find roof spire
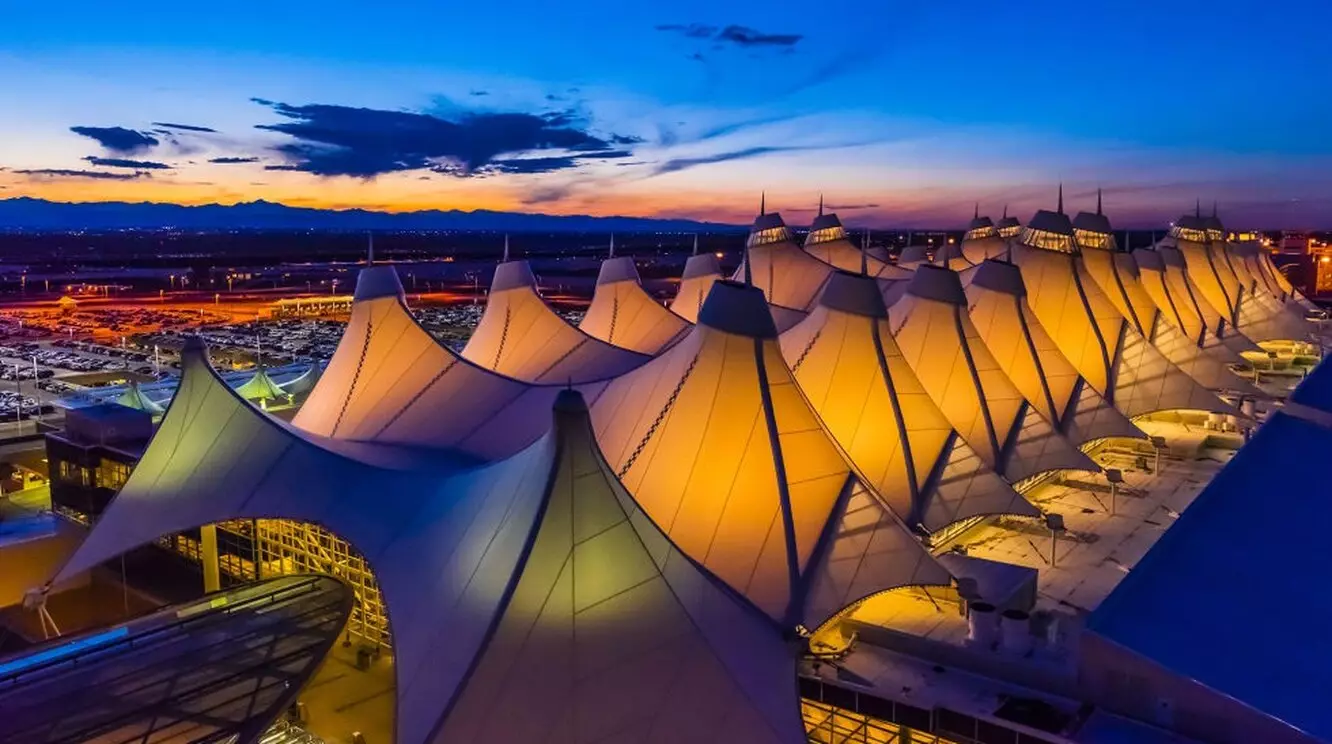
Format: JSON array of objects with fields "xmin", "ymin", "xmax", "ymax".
[
  {"xmin": 1212, "ymin": 200, "xmax": 1218, "ymax": 219},
  {"xmin": 974, "ymin": 202, "xmax": 979, "ymax": 219},
  {"xmin": 1195, "ymin": 198, "xmax": 1201, "ymax": 218},
  {"xmin": 1002, "ymin": 204, "xmax": 1008, "ymax": 219},
  {"xmin": 609, "ymin": 233, "xmax": 615, "ymax": 259},
  {"xmin": 367, "ymin": 231, "xmax": 374, "ymax": 265},
  {"xmin": 1097, "ymin": 187, "xmax": 1103, "ymax": 216},
  {"xmin": 502, "ymin": 234, "xmax": 510, "ymax": 263},
  {"xmin": 1057, "ymin": 183, "xmax": 1064, "ymax": 215},
  {"xmin": 860, "ymin": 228, "xmax": 869, "ymax": 276},
  {"xmin": 759, "ymin": 191, "xmax": 766, "ymax": 216},
  {"xmin": 692, "ymin": 233, "xmax": 699, "ymax": 255},
  {"xmin": 817, "ymin": 193, "xmax": 824, "ymax": 217}
]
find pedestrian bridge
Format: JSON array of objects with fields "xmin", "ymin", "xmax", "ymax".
[{"xmin": 0, "ymin": 575, "xmax": 350, "ymax": 744}]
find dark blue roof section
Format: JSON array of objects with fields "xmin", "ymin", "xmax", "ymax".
[
  {"xmin": 1289, "ymin": 359, "xmax": 1332, "ymax": 413},
  {"xmin": 1090, "ymin": 412, "xmax": 1332, "ymax": 742}
]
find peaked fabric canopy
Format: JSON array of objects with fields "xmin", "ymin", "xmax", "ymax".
[
  {"xmin": 293, "ymin": 266, "xmax": 600, "ymax": 460},
  {"xmin": 462, "ymin": 260, "xmax": 649, "ymax": 383},
  {"xmin": 965, "ymin": 260, "xmax": 1143, "ymax": 444},
  {"xmin": 115, "ymin": 381, "xmax": 165, "ymax": 415},
  {"xmin": 1010, "ymin": 216, "xmax": 1235, "ymax": 417},
  {"xmin": 235, "ymin": 367, "xmax": 287, "ymax": 402},
  {"xmin": 733, "ymin": 212, "xmax": 833, "ymax": 330},
  {"xmin": 1131, "ymin": 248, "xmax": 1253, "ymax": 368},
  {"xmin": 781, "ymin": 271, "xmax": 1036, "ymax": 532},
  {"xmin": 896, "ymin": 245, "xmax": 929, "ymax": 269},
  {"xmin": 670, "ymin": 253, "xmax": 723, "ymax": 323},
  {"xmin": 1145, "ymin": 246, "xmax": 1261, "ymax": 359},
  {"xmin": 934, "ymin": 243, "xmax": 976, "ymax": 272},
  {"xmin": 1079, "ymin": 240, "xmax": 1258, "ymax": 395},
  {"xmin": 579, "ymin": 256, "xmax": 691, "ymax": 354},
  {"xmin": 279, "ymin": 362, "xmax": 323, "ymax": 397},
  {"xmin": 50, "ymin": 335, "xmax": 561, "ymax": 744},
  {"xmin": 802, "ymin": 213, "xmax": 909, "ymax": 280},
  {"xmin": 888, "ymin": 265, "xmax": 1097, "ymax": 484},
  {"xmin": 592, "ymin": 280, "xmax": 949, "ymax": 628},
  {"xmin": 436, "ymin": 390, "xmax": 806, "ymax": 743},
  {"xmin": 1167, "ymin": 227, "xmax": 1314, "ymax": 344}
]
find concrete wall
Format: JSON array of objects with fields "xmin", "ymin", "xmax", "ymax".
[{"xmin": 1079, "ymin": 632, "xmax": 1319, "ymax": 744}]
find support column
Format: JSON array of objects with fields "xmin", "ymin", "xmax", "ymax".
[{"xmin": 200, "ymin": 524, "xmax": 221, "ymax": 593}]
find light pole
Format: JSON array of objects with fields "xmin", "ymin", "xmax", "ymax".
[{"xmin": 31, "ymin": 355, "xmax": 40, "ymax": 425}]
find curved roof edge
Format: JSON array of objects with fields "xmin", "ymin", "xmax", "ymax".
[{"xmin": 698, "ymin": 280, "xmax": 779, "ymax": 338}]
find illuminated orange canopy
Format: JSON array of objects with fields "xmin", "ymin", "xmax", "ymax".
[
  {"xmin": 580, "ymin": 256, "xmax": 690, "ymax": 354},
  {"xmin": 593, "ymin": 279, "xmax": 949, "ymax": 627},
  {"xmin": 782, "ymin": 270, "xmax": 1036, "ymax": 532},
  {"xmin": 462, "ymin": 260, "xmax": 649, "ymax": 383}
]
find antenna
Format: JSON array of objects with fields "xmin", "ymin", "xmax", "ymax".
[
  {"xmin": 1212, "ymin": 200, "xmax": 1218, "ymax": 219},
  {"xmin": 818, "ymin": 193, "xmax": 824, "ymax": 217},
  {"xmin": 760, "ymin": 191, "xmax": 766, "ymax": 216},
  {"xmin": 1195, "ymin": 198, "xmax": 1201, "ymax": 218},
  {"xmin": 1097, "ymin": 188, "xmax": 1103, "ymax": 216},
  {"xmin": 609, "ymin": 233, "xmax": 615, "ymax": 258},
  {"xmin": 1057, "ymin": 183, "xmax": 1064, "ymax": 215},
  {"xmin": 974, "ymin": 202, "xmax": 979, "ymax": 220},
  {"xmin": 502, "ymin": 234, "xmax": 510, "ymax": 263},
  {"xmin": 1002, "ymin": 204, "xmax": 1008, "ymax": 219},
  {"xmin": 692, "ymin": 233, "xmax": 699, "ymax": 255}
]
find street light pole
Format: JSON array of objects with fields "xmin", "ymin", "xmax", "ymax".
[{"xmin": 31, "ymin": 356, "xmax": 40, "ymax": 425}]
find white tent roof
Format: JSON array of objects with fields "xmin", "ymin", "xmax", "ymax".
[
  {"xmin": 670, "ymin": 253, "xmax": 723, "ymax": 323},
  {"xmin": 293, "ymin": 266, "xmax": 598, "ymax": 461},
  {"xmin": 435, "ymin": 389, "xmax": 805, "ymax": 743},
  {"xmin": 1080, "ymin": 243, "xmax": 1259, "ymax": 395},
  {"xmin": 1131, "ymin": 248, "xmax": 1254, "ymax": 367},
  {"xmin": 278, "ymin": 361, "xmax": 323, "ymax": 397},
  {"xmin": 1010, "ymin": 231, "xmax": 1235, "ymax": 417},
  {"xmin": 802, "ymin": 213, "xmax": 910, "ymax": 280},
  {"xmin": 965, "ymin": 260, "xmax": 1143, "ymax": 444},
  {"xmin": 1169, "ymin": 231, "xmax": 1314, "ymax": 343},
  {"xmin": 896, "ymin": 245, "xmax": 929, "ymax": 269},
  {"xmin": 1260, "ymin": 249, "xmax": 1322, "ymax": 314},
  {"xmin": 592, "ymin": 279, "xmax": 949, "ymax": 628},
  {"xmin": 462, "ymin": 260, "xmax": 649, "ymax": 383},
  {"xmin": 579, "ymin": 256, "xmax": 691, "ymax": 354},
  {"xmin": 781, "ymin": 271, "xmax": 1037, "ymax": 532},
  {"xmin": 934, "ymin": 242, "xmax": 976, "ymax": 272},
  {"xmin": 235, "ymin": 366, "xmax": 287, "ymax": 402},
  {"xmin": 733, "ymin": 212, "xmax": 832, "ymax": 330},
  {"xmin": 888, "ymin": 265, "xmax": 1097, "ymax": 484},
  {"xmin": 53, "ymin": 338, "xmax": 808, "ymax": 744},
  {"xmin": 1150, "ymin": 245, "xmax": 1261, "ymax": 358},
  {"xmin": 50, "ymin": 335, "xmax": 561, "ymax": 744},
  {"xmin": 115, "ymin": 381, "xmax": 164, "ymax": 415}
]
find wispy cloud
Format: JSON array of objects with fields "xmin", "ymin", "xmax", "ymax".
[
  {"xmin": 16, "ymin": 168, "xmax": 151, "ymax": 180},
  {"xmin": 657, "ymin": 23, "xmax": 802, "ymax": 48},
  {"xmin": 83, "ymin": 156, "xmax": 171, "ymax": 170},
  {"xmin": 209, "ymin": 156, "xmax": 261, "ymax": 164},
  {"xmin": 151, "ymin": 122, "xmax": 217, "ymax": 133}
]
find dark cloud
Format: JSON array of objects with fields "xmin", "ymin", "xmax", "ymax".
[
  {"xmin": 15, "ymin": 168, "xmax": 150, "ymax": 180},
  {"xmin": 656, "ymin": 23, "xmax": 800, "ymax": 48},
  {"xmin": 251, "ymin": 99, "xmax": 637, "ymax": 177},
  {"xmin": 209, "ymin": 156, "xmax": 261, "ymax": 164},
  {"xmin": 151, "ymin": 122, "xmax": 218, "ymax": 133},
  {"xmin": 717, "ymin": 25, "xmax": 801, "ymax": 47},
  {"xmin": 469, "ymin": 89, "xmax": 489, "ymax": 97},
  {"xmin": 69, "ymin": 126, "xmax": 160, "ymax": 154},
  {"xmin": 83, "ymin": 156, "xmax": 172, "ymax": 170}
]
